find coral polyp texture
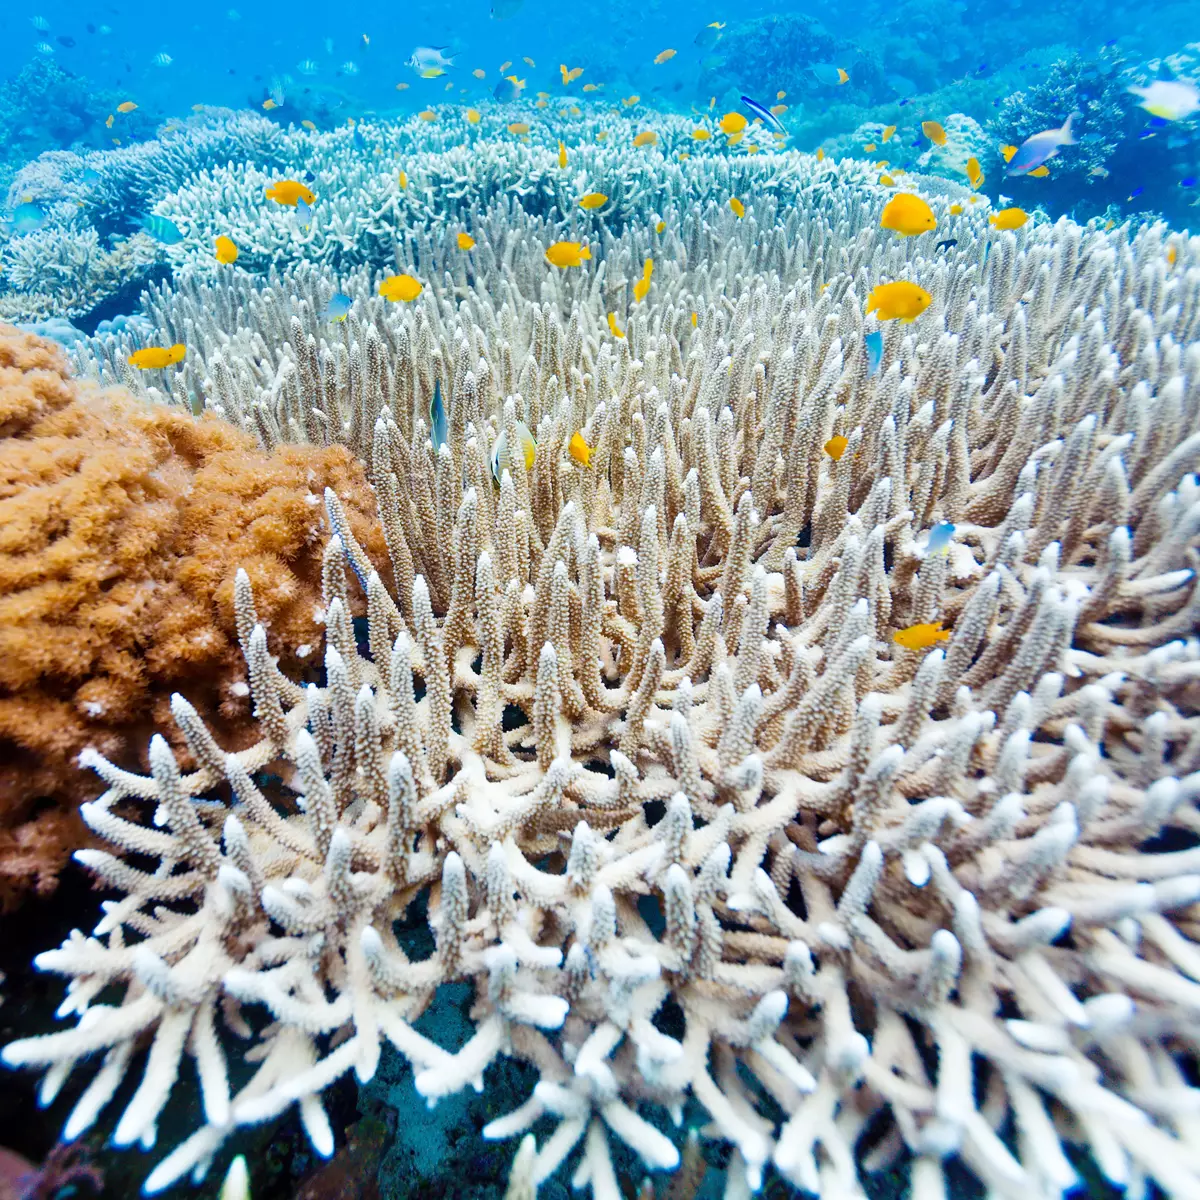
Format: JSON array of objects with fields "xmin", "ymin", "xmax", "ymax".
[
  {"xmin": 0, "ymin": 324, "xmax": 385, "ymax": 908},
  {"xmin": 4, "ymin": 122, "xmax": 1200, "ymax": 1200}
]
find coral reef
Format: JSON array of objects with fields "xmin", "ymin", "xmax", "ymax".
[
  {"xmin": 990, "ymin": 48, "xmax": 1138, "ymax": 188},
  {"xmin": 0, "ymin": 325, "xmax": 386, "ymax": 909},
  {"xmin": 4, "ymin": 134, "xmax": 1199, "ymax": 1200},
  {"xmin": 0, "ymin": 59, "xmax": 127, "ymax": 163},
  {"xmin": 0, "ymin": 228, "xmax": 162, "ymax": 324}
]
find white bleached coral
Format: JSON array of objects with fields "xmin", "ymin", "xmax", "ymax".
[{"xmin": 7, "ymin": 111, "xmax": 1200, "ymax": 1200}]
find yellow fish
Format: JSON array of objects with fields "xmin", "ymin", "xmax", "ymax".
[
  {"xmin": 398, "ymin": 170, "xmax": 408, "ymax": 189},
  {"xmin": 418, "ymin": 110, "xmax": 438, "ymax": 122},
  {"xmin": 692, "ymin": 128, "xmax": 711, "ymax": 140},
  {"xmin": 569, "ymin": 431, "xmax": 594, "ymax": 466},
  {"xmin": 536, "ymin": 99, "xmax": 548, "ymax": 108},
  {"xmin": 583, "ymin": 83, "xmax": 599, "ymax": 92},
  {"xmin": 655, "ymin": 220, "xmax": 665, "ymax": 233},
  {"xmin": 1000, "ymin": 144, "xmax": 1018, "ymax": 162},
  {"xmin": 117, "ymin": 101, "xmax": 137, "ymax": 113},
  {"xmin": 457, "ymin": 232, "xmax": 475, "ymax": 250},
  {"xmin": 379, "ymin": 273, "xmax": 423, "ymax": 302},
  {"xmin": 922, "ymin": 121, "xmax": 947, "ymax": 146},
  {"xmin": 546, "ymin": 241, "xmax": 591, "ymax": 268},
  {"xmin": 607, "ymin": 311, "xmax": 625, "ymax": 338},
  {"xmin": 263, "ymin": 98, "xmax": 278, "ymax": 111},
  {"xmin": 989, "ymin": 206, "xmax": 1029, "ymax": 230},
  {"xmin": 866, "ymin": 281, "xmax": 933, "ymax": 323},
  {"xmin": 690, "ymin": 311, "xmax": 698, "ymax": 327},
  {"xmin": 301, "ymin": 119, "xmax": 317, "ymax": 130},
  {"xmin": 882, "ymin": 125, "xmax": 896, "ymax": 142},
  {"xmin": 500, "ymin": 60, "xmax": 512, "ymax": 72},
  {"xmin": 1167, "ymin": 245, "xmax": 1178, "ymax": 266},
  {"xmin": 719, "ymin": 111, "xmax": 747, "ymax": 134},
  {"xmin": 472, "ymin": 68, "xmax": 486, "ymax": 79},
  {"xmin": 560, "ymin": 64, "xmax": 584, "ymax": 84},
  {"xmin": 893, "ymin": 621, "xmax": 951, "ymax": 650},
  {"xmin": 633, "ymin": 130, "xmax": 657, "ymax": 146},
  {"xmin": 966, "ymin": 157, "xmax": 984, "ymax": 189},
  {"xmin": 824, "ymin": 435, "xmax": 848, "ymax": 461},
  {"xmin": 558, "ymin": 141, "xmax": 567, "ymax": 168},
  {"xmin": 490, "ymin": 421, "xmax": 537, "ymax": 481},
  {"xmin": 523, "ymin": 56, "xmax": 536, "ymax": 67},
  {"xmin": 569, "ymin": 105, "xmax": 581, "ymax": 116},
  {"xmin": 466, "ymin": 108, "xmax": 481, "ymax": 124},
  {"xmin": 105, "ymin": 113, "xmax": 114, "ymax": 128},
  {"xmin": 654, "ymin": 48, "xmax": 676, "ymax": 64},
  {"xmin": 816, "ymin": 147, "xmax": 825, "ymax": 161},
  {"xmin": 420, "ymin": 67, "xmax": 445, "ymax": 78},
  {"xmin": 508, "ymin": 122, "xmax": 530, "ymax": 134},
  {"xmin": 770, "ymin": 103, "xmax": 787, "ymax": 115},
  {"xmin": 880, "ymin": 193, "xmax": 936, "ymax": 236},
  {"xmin": 214, "ymin": 235, "xmax": 238, "ymax": 264},
  {"xmin": 579, "ymin": 192, "xmax": 608, "ymax": 209},
  {"xmin": 265, "ymin": 179, "xmax": 316, "ymax": 206},
  {"xmin": 730, "ymin": 196, "xmax": 745, "ymax": 218},
  {"xmin": 128, "ymin": 344, "xmax": 186, "ymax": 369},
  {"xmin": 1028, "ymin": 165, "xmax": 1050, "ymax": 177},
  {"xmin": 879, "ymin": 174, "xmax": 895, "ymax": 186},
  {"xmin": 596, "ymin": 131, "xmax": 608, "ymax": 141},
  {"xmin": 727, "ymin": 130, "xmax": 744, "ymax": 146},
  {"xmin": 112, "ymin": 137, "xmax": 121, "ymax": 145},
  {"xmin": 836, "ymin": 67, "xmax": 849, "ymax": 83},
  {"xmin": 863, "ymin": 142, "xmax": 877, "ymax": 152},
  {"xmin": 949, "ymin": 203, "xmax": 963, "ymax": 215},
  {"xmin": 623, "ymin": 94, "xmax": 640, "ymax": 106}
]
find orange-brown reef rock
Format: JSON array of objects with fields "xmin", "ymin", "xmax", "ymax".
[{"xmin": 0, "ymin": 325, "xmax": 385, "ymax": 909}]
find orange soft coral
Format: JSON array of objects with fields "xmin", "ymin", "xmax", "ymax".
[{"xmin": 0, "ymin": 325, "xmax": 387, "ymax": 909}]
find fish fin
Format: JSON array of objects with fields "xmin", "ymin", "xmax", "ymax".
[{"xmin": 1060, "ymin": 110, "xmax": 1080, "ymax": 143}]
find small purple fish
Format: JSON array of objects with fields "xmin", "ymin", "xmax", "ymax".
[
  {"xmin": 925, "ymin": 522, "xmax": 955, "ymax": 556},
  {"xmin": 1006, "ymin": 112, "xmax": 1077, "ymax": 176}
]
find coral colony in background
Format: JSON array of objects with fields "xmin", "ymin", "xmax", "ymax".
[{"xmin": 0, "ymin": 16, "xmax": 1198, "ymax": 1200}]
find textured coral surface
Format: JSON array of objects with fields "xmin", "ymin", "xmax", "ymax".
[{"xmin": 0, "ymin": 326, "xmax": 386, "ymax": 909}]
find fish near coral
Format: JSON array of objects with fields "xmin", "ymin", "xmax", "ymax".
[
  {"xmin": 1006, "ymin": 113, "xmax": 1076, "ymax": 176},
  {"xmin": 568, "ymin": 432, "xmax": 594, "ymax": 467},
  {"xmin": 989, "ymin": 207, "xmax": 1028, "ymax": 230},
  {"xmin": 558, "ymin": 142, "xmax": 567, "ymax": 168},
  {"xmin": 633, "ymin": 131, "xmax": 657, "ymax": 147},
  {"xmin": 729, "ymin": 197, "xmax": 744, "ymax": 218},
  {"xmin": 1128, "ymin": 79, "xmax": 1199, "ymax": 121},
  {"xmin": 824, "ymin": 435, "xmax": 848, "ymax": 461},
  {"xmin": 966, "ymin": 157, "xmax": 984, "ymax": 189},
  {"xmin": 607, "ymin": 312, "xmax": 625, "ymax": 338},
  {"xmin": 719, "ymin": 111, "xmax": 747, "ymax": 135},
  {"xmin": 128, "ymin": 344, "xmax": 186, "ymax": 369},
  {"xmin": 880, "ymin": 193, "xmax": 935, "ymax": 236},
  {"xmin": 893, "ymin": 621, "xmax": 951, "ymax": 650},
  {"xmin": 264, "ymin": 179, "xmax": 315, "ymax": 207},
  {"xmin": 116, "ymin": 100, "xmax": 137, "ymax": 113},
  {"xmin": 490, "ymin": 421, "xmax": 536, "ymax": 481},
  {"xmin": 546, "ymin": 241, "xmax": 590, "ymax": 268},
  {"xmin": 379, "ymin": 274, "xmax": 422, "ymax": 301},
  {"xmin": 465, "ymin": 108, "xmax": 481, "ymax": 124},
  {"xmin": 579, "ymin": 193, "xmax": 608, "ymax": 209},
  {"xmin": 457, "ymin": 232, "xmax": 475, "ymax": 250},
  {"xmin": 921, "ymin": 120, "xmax": 947, "ymax": 146},
  {"xmin": 866, "ymin": 281, "xmax": 932, "ymax": 322},
  {"xmin": 214, "ymin": 236, "xmax": 238, "ymax": 264}
]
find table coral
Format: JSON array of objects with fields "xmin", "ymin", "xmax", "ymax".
[
  {"xmin": 0, "ymin": 325, "xmax": 387, "ymax": 910},
  {"xmin": 5, "ymin": 124, "xmax": 1200, "ymax": 1200}
]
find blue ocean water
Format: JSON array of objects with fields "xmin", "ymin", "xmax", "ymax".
[{"xmin": 0, "ymin": 0, "xmax": 1196, "ymax": 251}]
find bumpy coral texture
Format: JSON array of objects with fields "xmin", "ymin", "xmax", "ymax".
[{"xmin": 0, "ymin": 325, "xmax": 387, "ymax": 909}]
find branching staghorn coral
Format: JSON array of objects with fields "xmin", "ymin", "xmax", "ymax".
[
  {"xmin": 6, "ymin": 129, "xmax": 1200, "ymax": 1200},
  {"xmin": 0, "ymin": 325, "xmax": 386, "ymax": 909}
]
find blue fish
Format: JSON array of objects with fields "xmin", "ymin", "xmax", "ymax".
[
  {"xmin": 493, "ymin": 76, "xmax": 520, "ymax": 102},
  {"xmin": 739, "ymin": 93, "xmax": 786, "ymax": 134},
  {"xmin": 324, "ymin": 292, "xmax": 352, "ymax": 322},
  {"xmin": 864, "ymin": 330, "xmax": 883, "ymax": 376},
  {"xmin": 936, "ymin": 238, "xmax": 958, "ymax": 252},
  {"xmin": 139, "ymin": 213, "xmax": 183, "ymax": 244},
  {"xmin": 8, "ymin": 201, "xmax": 46, "ymax": 234},
  {"xmin": 295, "ymin": 197, "xmax": 313, "ymax": 231},
  {"xmin": 926, "ymin": 522, "xmax": 955, "ymax": 556},
  {"xmin": 430, "ymin": 380, "xmax": 447, "ymax": 450},
  {"xmin": 1182, "ymin": 177, "xmax": 1197, "ymax": 189},
  {"xmin": 809, "ymin": 64, "xmax": 844, "ymax": 86}
]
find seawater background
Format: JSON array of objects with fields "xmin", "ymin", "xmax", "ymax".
[{"xmin": 0, "ymin": 0, "xmax": 1197, "ymax": 229}]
